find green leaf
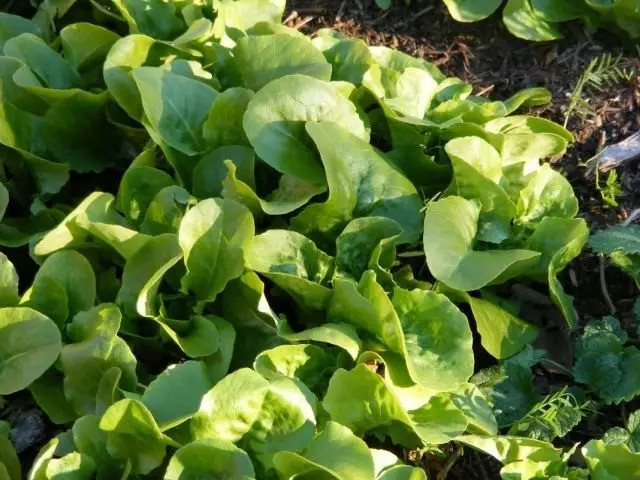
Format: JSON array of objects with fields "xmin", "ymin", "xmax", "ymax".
[
  {"xmin": 152, "ymin": 314, "xmax": 221, "ymax": 358},
  {"xmin": 222, "ymin": 160, "xmax": 324, "ymax": 216},
  {"xmin": 589, "ymin": 225, "xmax": 640, "ymax": 255},
  {"xmin": 273, "ymin": 421, "xmax": 375, "ymax": 480},
  {"xmin": 60, "ymin": 304, "xmax": 137, "ymax": 416},
  {"xmin": 526, "ymin": 217, "xmax": 588, "ymax": 326},
  {"xmin": 99, "ymin": 399, "xmax": 177, "ymax": 475},
  {"xmin": 0, "ymin": 307, "xmax": 61, "ymax": 395},
  {"xmin": 133, "ymin": 67, "xmax": 218, "ymax": 155},
  {"xmin": 254, "ymin": 344, "xmax": 337, "ymax": 391},
  {"xmin": 246, "ymin": 230, "xmax": 333, "ymax": 311},
  {"xmin": 191, "ymin": 369, "xmax": 316, "ymax": 466},
  {"xmin": 583, "ymin": 440, "xmax": 640, "ymax": 479},
  {"xmin": 442, "ymin": 0, "xmax": 503, "ymax": 22},
  {"xmin": 423, "ymin": 196, "xmax": 540, "ymax": 291},
  {"xmin": 140, "ymin": 185, "xmax": 193, "ymax": 235},
  {"xmin": 0, "ymin": 253, "xmax": 18, "ymax": 308},
  {"xmin": 118, "ymin": 233, "xmax": 182, "ymax": 318},
  {"xmin": 517, "ymin": 164, "xmax": 578, "ymax": 224},
  {"xmin": 292, "ymin": 121, "xmax": 423, "ymax": 245},
  {"xmin": 29, "ymin": 370, "xmax": 76, "ymax": 425},
  {"xmin": 45, "ymin": 453, "xmax": 95, "ymax": 480},
  {"xmin": 377, "ymin": 465, "xmax": 427, "ymax": 480},
  {"xmin": 468, "ymin": 294, "xmax": 538, "ymax": 359},
  {"xmin": 233, "ymin": 34, "xmax": 331, "ymax": 91},
  {"xmin": 165, "ymin": 439, "xmax": 256, "ymax": 480},
  {"xmin": 503, "ymin": 0, "xmax": 563, "ymax": 41},
  {"xmin": 179, "ymin": 198, "xmax": 254, "ymax": 303},
  {"xmin": 392, "ymin": 287, "xmax": 474, "ymax": 391},
  {"xmin": 278, "ymin": 321, "xmax": 361, "ymax": 360},
  {"xmin": 213, "ymin": 0, "xmax": 286, "ymax": 34},
  {"xmin": 141, "ymin": 361, "xmax": 212, "ymax": 430},
  {"xmin": 116, "ymin": 167, "xmax": 175, "ymax": 225},
  {"xmin": 60, "ymin": 23, "xmax": 120, "ymax": 71},
  {"xmin": 243, "ymin": 74, "xmax": 368, "ymax": 184},
  {"xmin": 193, "ymin": 146, "xmax": 255, "ymax": 199},
  {"xmin": 0, "ymin": 13, "xmax": 41, "ymax": 50},
  {"xmin": 111, "ymin": 0, "xmax": 184, "ymax": 40},
  {"xmin": 323, "ymin": 365, "xmax": 468, "ymax": 446},
  {"xmin": 0, "ymin": 436, "xmax": 20, "ymax": 480},
  {"xmin": 334, "ymin": 217, "xmax": 402, "ymax": 284},
  {"xmin": 4, "ymin": 33, "xmax": 82, "ymax": 91},
  {"xmin": 23, "ymin": 250, "xmax": 96, "ymax": 327},
  {"xmin": 445, "ymin": 136, "xmax": 516, "ymax": 221},
  {"xmin": 202, "ymin": 87, "xmax": 254, "ymax": 150}
]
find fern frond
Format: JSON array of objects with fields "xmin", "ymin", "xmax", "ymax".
[{"xmin": 564, "ymin": 53, "xmax": 637, "ymax": 126}]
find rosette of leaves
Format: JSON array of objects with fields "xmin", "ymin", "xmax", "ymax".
[{"xmin": 0, "ymin": 1, "xmax": 593, "ymax": 478}]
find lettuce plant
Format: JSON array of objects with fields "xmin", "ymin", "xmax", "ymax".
[
  {"xmin": 0, "ymin": 1, "xmax": 614, "ymax": 479},
  {"xmin": 393, "ymin": 0, "xmax": 640, "ymax": 41}
]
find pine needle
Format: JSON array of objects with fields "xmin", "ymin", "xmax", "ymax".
[{"xmin": 564, "ymin": 53, "xmax": 637, "ymax": 127}]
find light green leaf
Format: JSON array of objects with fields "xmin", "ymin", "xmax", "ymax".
[
  {"xmin": 179, "ymin": 198, "xmax": 254, "ymax": 303},
  {"xmin": 0, "ymin": 307, "xmax": 61, "ymax": 395},
  {"xmin": 165, "ymin": 439, "xmax": 256, "ymax": 480},
  {"xmin": 99, "ymin": 399, "xmax": 177, "ymax": 475},
  {"xmin": 133, "ymin": 67, "xmax": 218, "ymax": 155},
  {"xmin": 243, "ymin": 74, "xmax": 368, "ymax": 184},
  {"xmin": 117, "ymin": 167, "xmax": 175, "ymax": 225},
  {"xmin": 273, "ymin": 421, "xmax": 375, "ymax": 480},
  {"xmin": 335, "ymin": 217, "xmax": 402, "ymax": 284},
  {"xmin": 60, "ymin": 304, "xmax": 137, "ymax": 416},
  {"xmin": 141, "ymin": 361, "xmax": 212, "ymax": 430},
  {"xmin": 445, "ymin": 136, "xmax": 517, "ymax": 220},
  {"xmin": 468, "ymin": 295, "xmax": 538, "ymax": 359},
  {"xmin": 423, "ymin": 196, "xmax": 540, "ymax": 291},
  {"xmin": 140, "ymin": 186, "xmax": 194, "ymax": 235},
  {"xmin": 246, "ymin": 230, "xmax": 333, "ymax": 311},
  {"xmin": 278, "ymin": 321, "xmax": 361, "ymax": 360},
  {"xmin": 118, "ymin": 233, "xmax": 182, "ymax": 318},
  {"xmin": 21, "ymin": 250, "xmax": 95, "ymax": 327},
  {"xmin": 193, "ymin": 145, "xmax": 255, "ymax": 199},
  {"xmin": 0, "ymin": 253, "xmax": 18, "ymax": 308},
  {"xmin": 233, "ymin": 34, "xmax": 331, "ymax": 91},
  {"xmin": 526, "ymin": 217, "xmax": 588, "ymax": 326},
  {"xmin": 60, "ymin": 23, "xmax": 120, "ymax": 71},
  {"xmin": 517, "ymin": 164, "xmax": 578, "ymax": 224},
  {"xmin": 442, "ymin": 0, "xmax": 503, "ymax": 22},
  {"xmin": 222, "ymin": 160, "xmax": 324, "ymax": 216},
  {"xmin": 152, "ymin": 314, "xmax": 221, "ymax": 359},
  {"xmin": 202, "ymin": 87, "xmax": 254, "ymax": 150},
  {"xmin": 45, "ymin": 453, "xmax": 95, "ymax": 480},
  {"xmin": 254, "ymin": 344, "xmax": 337, "ymax": 391},
  {"xmin": 392, "ymin": 287, "xmax": 474, "ymax": 391},
  {"xmin": 503, "ymin": 0, "xmax": 563, "ymax": 41},
  {"xmin": 191, "ymin": 369, "xmax": 316, "ymax": 466},
  {"xmin": 293, "ymin": 122, "xmax": 422, "ymax": 245},
  {"xmin": 377, "ymin": 465, "xmax": 427, "ymax": 480},
  {"xmin": 111, "ymin": 0, "xmax": 184, "ymax": 40},
  {"xmin": 583, "ymin": 440, "xmax": 640, "ymax": 480}
]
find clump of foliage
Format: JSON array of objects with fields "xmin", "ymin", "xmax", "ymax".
[
  {"xmin": 442, "ymin": 0, "xmax": 640, "ymax": 41},
  {"xmin": 377, "ymin": 0, "xmax": 640, "ymax": 42},
  {"xmin": 0, "ymin": 0, "xmax": 634, "ymax": 479}
]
